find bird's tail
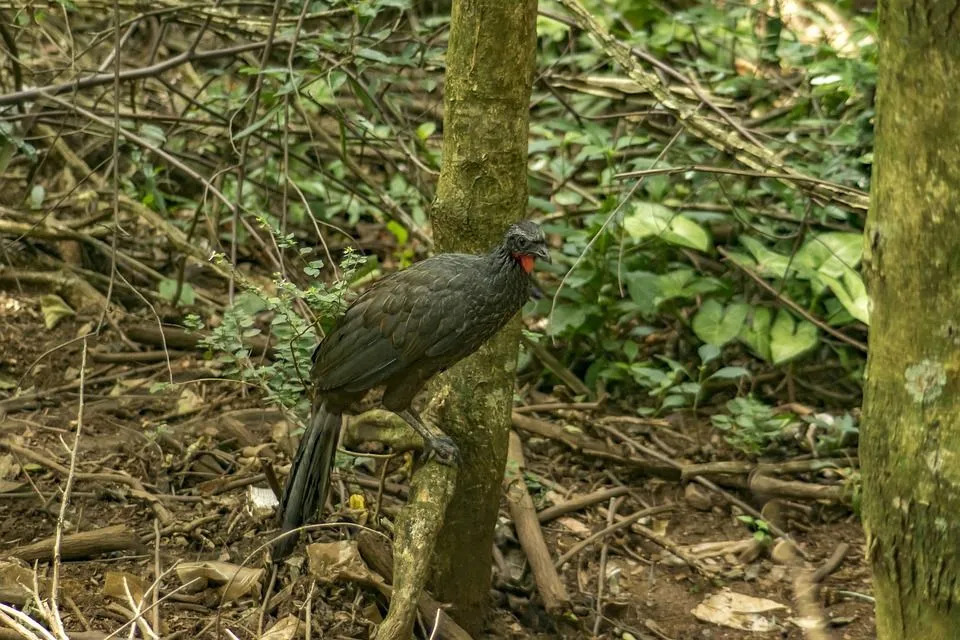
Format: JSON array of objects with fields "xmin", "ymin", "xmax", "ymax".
[{"xmin": 273, "ymin": 401, "xmax": 342, "ymax": 560}]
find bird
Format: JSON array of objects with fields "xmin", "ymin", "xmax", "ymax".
[{"xmin": 274, "ymin": 220, "xmax": 550, "ymax": 559}]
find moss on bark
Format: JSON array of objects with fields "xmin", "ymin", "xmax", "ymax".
[
  {"xmin": 426, "ymin": 0, "xmax": 538, "ymax": 633},
  {"xmin": 862, "ymin": 1, "xmax": 960, "ymax": 637}
]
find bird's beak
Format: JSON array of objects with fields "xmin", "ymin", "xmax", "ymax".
[{"xmin": 535, "ymin": 244, "xmax": 552, "ymax": 263}]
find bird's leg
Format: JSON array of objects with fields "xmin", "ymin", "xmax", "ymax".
[{"xmin": 395, "ymin": 408, "xmax": 460, "ymax": 466}]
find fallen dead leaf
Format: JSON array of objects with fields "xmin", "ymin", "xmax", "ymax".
[
  {"xmin": 307, "ymin": 541, "xmax": 378, "ymax": 584},
  {"xmin": 691, "ymin": 588, "xmax": 788, "ymax": 632},
  {"xmin": 103, "ymin": 571, "xmax": 146, "ymax": 603},
  {"xmin": 260, "ymin": 615, "xmax": 302, "ymax": 640},
  {"xmin": 175, "ymin": 561, "xmax": 263, "ymax": 603},
  {"xmin": 556, "ymin": 516, "xmax": 591, "ymax": 537}
]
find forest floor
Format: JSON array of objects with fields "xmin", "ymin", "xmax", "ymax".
[{"xmin": 0, "ymin": 289, "xmax": 874, "ymax": 639}]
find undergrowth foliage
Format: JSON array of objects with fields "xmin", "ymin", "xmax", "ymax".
[
  {"xmin": 1, "ymin": 0, "xmax": 875, "ymax": 455},
  {"xmin": 201, "ymin": 248, "xmax": 367, "ymax": 417}
]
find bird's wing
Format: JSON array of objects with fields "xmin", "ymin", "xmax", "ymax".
[{"xmin": 311, "ymin": 256, "xmax": 480, "ymax": 393}]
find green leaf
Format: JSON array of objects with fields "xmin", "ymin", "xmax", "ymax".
[
  {"xmin": 738, "ymin": 237, "xmax": 789, "ymax": 279},
  {"xmin": 708, "ymin": 366, "xmax": 751, "ymax": 380},
  {"xmin": 386, "ymin": 220, "xmax": 408, "ymax": 246},
  {"xmin": 738, "ymin": 307, "xmax": 773, "ymax": 361},
  {"xmin": 416, "ymin": 121, "xmax": 436, "ymax": 140},
  {"xmin": 548, "ymin": 304, "xmax": 587, "ymax": 336},
  {"xmin": 698, "ymin": 343, "xmax": 720, "ymax": 365},
  {"xmin": 793, "ymin": 232, "xmax": 863, "ymax": 278},
  {"xmin": 29, "ymin": 184, "xmax": 45, "ymax": 209},
  {"xmin": 692, "ymin": 300, "xmax": 749, "ymax": 347},
  {"xmin": 158, "ymin": 279, "xmax": 196, "ymax": 306},
  {"xmin": 40, "ymin": 294, "xmax": 75, "ymax": 329},
  {"xmin": 818, "ymin": 266, "xmax": 870, "ymax": 324},
  {"xmin": 769, "ymin": 310, "xmax": 818, "ymax": 364},
  {"xmin": 623, "ymin": 202, "xmax": 711, "ymax": 251}
]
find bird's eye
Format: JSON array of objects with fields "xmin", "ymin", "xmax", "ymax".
[{"xmin": 519, "ymin": 237, "xmax": 529, "ymax": 248}]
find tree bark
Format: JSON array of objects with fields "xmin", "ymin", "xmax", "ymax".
[
  {"xmin": 427, "ymin": 0, "xmax": 537, "ymax": 633},
  {"xmin": 861, "ymin": 2, "xmax": 960, "ymax": 638}
]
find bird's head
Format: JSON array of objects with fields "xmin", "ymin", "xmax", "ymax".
[{"xmin": 503, "ymin": 220, "xmax": 550, "ymax": 273}]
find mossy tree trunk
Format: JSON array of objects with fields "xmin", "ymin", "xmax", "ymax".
[
  {"xmin": 861, "ymin": 1, "xmax": 960, "ymax": 637},
  {"xmin": 427, "ymin": 0, "xmax": 537, "ymax": 633}
]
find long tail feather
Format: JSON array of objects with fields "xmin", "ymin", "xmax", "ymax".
[{"xmin": 273, "ymin": 401, "xmax": 342, "ymax": 560}]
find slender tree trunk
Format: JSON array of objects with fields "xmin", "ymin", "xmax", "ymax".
[
  {"xmin": 427, "ymin": 0, "xmax": 537, "ymax": 633},
  {"xmin": 861, "ymin": 2, "xmax": 960, "ymax": 638}
]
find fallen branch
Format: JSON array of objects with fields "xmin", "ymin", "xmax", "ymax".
[
  {"xmin": 5, "ymin": 525, "xmax": 142, "ymax": 563},
  {"xmin": 748, "ymin": 474, "xmax": 850, "ymax": 504},
  {"xmin": 503, "ymin": 431, "xmax": 571, "ymax": 615},
  {"xmin": 537, "ymin": 486, "xmax": 632, "ymax": 523},
  {"xmin": 0, "ymin": 441, "xmax": 173, "ymax": 523},
  {"xmin": 511, "ymin": 413, "xmax": 680, "ymax": 480}
]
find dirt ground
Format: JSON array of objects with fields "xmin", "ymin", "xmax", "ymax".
[{"xmin": 0, "ymin": 291, "xmax": 875, "ymax": 639}]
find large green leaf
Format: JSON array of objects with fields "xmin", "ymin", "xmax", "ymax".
[
  {"xmin": 738, "ymin": 237, "xmax": 790, "ymax": 279},
  {"xmin": 692, "ymin": 299, "xmax": 749, "ymax": 347},
  {"xmin": 769, "ymin": 310, "xmax": 819, "ymax": 364},
  {"xmin": 738, "ymin": 307, "xmax": 773, "ymax": 362},
  {"xmin": 624, "ymin": 202, "xmax": 711, "ymax": 251},
  {"xmin": 818, "ymin": 266, "xmax": 870, "ymax": 324},
  {"xmin": 793, "ymin": 232, "xmax": 863, "ymax": 278}
]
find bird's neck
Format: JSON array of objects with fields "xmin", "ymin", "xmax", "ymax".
[{"xmin": 490, "ymin": 245, "xmax": 529, "ymax": 277}]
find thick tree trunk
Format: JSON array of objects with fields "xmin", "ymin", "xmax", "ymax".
[
  {"xmin": 861, "ymin": 1, "xmax": 960, "ymax": 638},
  {"xmin": 427, "ymin": 0, "xmax": 537, "ymax": 633}
]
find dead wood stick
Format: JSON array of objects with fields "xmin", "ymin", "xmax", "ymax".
[
  {"xmin": 356, "ymin": 532, "xmax": 473, "ymax": 640},
  {"xmin": 748, "ymin": 474, "xmax": 849, "ymax": 504},
  {"xmin": 0, "ymin": 441, "xmax": 173, "ymax": 523},
  {"xmin": 682, "ymin": 458, "xmax": 858, "ymax": 481},
  {"xmin": 553, "ymin": 504, "xmax": 703, "ymax": 572},
  {"xmin": 6, "ymin": 524, "xmax": 141, "ymax": 562},
  {"xmin": 378, "ymin": 450, "xmax": 457, "ymax": 639},
  {"xmin": 0, "ymin": 631, "xmax": 105, "ymax": 640},
  {"xmin": 125, "ymin": 326, "xmax": 273, "ymax": 358},
  {"xmin": 511, "ymin": 413, "xmax": 680, "ymax": 480},
  {"xmin": 538, "ymin": 486, "xmax": 632, "ymax": 523},
  {"xmin": 504, "ymin": 431, "xmax": 571, "ymax": 615},
  {"xmin": 89, "ymin": 350, "xmax": 190, "ymax": 363}
]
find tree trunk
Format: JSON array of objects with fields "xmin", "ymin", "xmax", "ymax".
[
  {"xmin": 427, "ymin": 0, "xmax": 537, "ymax": 633},
  {"xmin": 861, "ymin": 2, "xmax": 960, "ymax": 638}
]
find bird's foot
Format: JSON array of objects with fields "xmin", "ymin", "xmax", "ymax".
[{"xmin": 421, "ymin": 435, "xmax": 461, "ymax": 467}]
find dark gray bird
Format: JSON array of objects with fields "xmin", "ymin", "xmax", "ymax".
[{"xmin": 275, "ymin": 220, "xmax": 549, "ymax": 559}]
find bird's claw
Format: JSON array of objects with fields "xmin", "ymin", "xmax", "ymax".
[{"xmin": 420, "ymin": 435, "xmax": 461, "ymax": 467}]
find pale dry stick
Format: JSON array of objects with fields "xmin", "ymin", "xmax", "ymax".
[
  {"xmin": 49, "ymin": 338, "xmax": 88, "ymax": 640},
  {"xmin": 122, "ymin": 577, "xmax": 158, "ymax": 640},
  {"xmin": 99, "ymin": 573, "xmax": 196, "ymax": 640},
  {"xmin": 503, "ymin": 431, "xmax": 571, "ymax": 615},
  {"xmin": 151, "ymin": 520, "xmax": 160, "ymax": 636},
  {"xmin": 554, "ymin": 504, "xmax": 674, "ymax": 569},
  {"xmin": 0, "ymin": 603, "xmax": 56, "ymax": 640},
  {"xmin": 304, "ymin": 580, "xmax": 314, "ymax": 640},
  {"xmin": 426, "ymin": 609, "xmax": 442, "ymax": 640},
  {"xmin": 592, "ymin": 496, "xmax": 620, "ymax": 636}
]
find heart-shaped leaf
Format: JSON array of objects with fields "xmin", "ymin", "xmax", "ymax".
[
  {"xmin": 692, "ymin": 300, "xmax": 749, "ymax": 347},
  {"xmin": 624, "ymin": 202, "xmax": 711, "ymax": 251},
  {"xmin": 769, "ymin": 310, "xmax": 819, "ymax": 364}
]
